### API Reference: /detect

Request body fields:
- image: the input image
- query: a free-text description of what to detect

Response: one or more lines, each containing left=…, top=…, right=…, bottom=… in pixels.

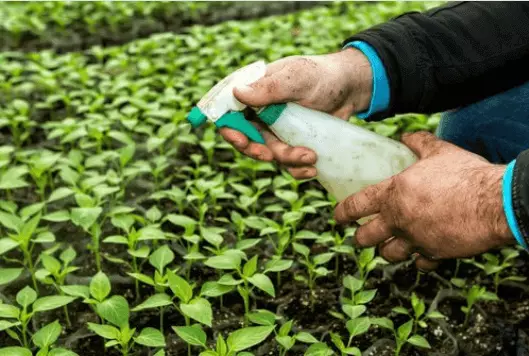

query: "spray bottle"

left=186, top=60, right=417, bottom=202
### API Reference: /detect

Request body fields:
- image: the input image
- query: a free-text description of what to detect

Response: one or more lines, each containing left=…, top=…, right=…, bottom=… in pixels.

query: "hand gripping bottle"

left=187, top=60, right=417, bottom=202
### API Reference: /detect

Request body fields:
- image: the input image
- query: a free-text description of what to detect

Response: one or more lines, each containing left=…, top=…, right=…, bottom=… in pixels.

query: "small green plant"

left=353, top=247, right=388, bottom=283
left=372, top=317, right=431, bottom=356
left=391, top=292, right=445, bottom=333
left=132, top=268, right=213, bottom=354
left=0, top=286, right=76, bottom=347
left=293, top=242, right=334, bottom=306
left=265, top=317, right=319, bottom=355
left=69, top=195, right=103, bottom=270
left=0, top=206, right=44, bottom=292
left=205, top=252, right=276, bottom=325
left=35, top=246, right=79, bottom=327
left=87, top=296, right=165, bottom=356
left=451, top=279, right=499, bottom=327
left=174, top=324, right=275, bottom=356
left=463, top=248, right=527, bottom=293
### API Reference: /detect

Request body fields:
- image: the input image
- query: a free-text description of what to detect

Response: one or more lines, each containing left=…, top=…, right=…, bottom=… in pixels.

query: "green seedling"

left=451, top=279, right=499, bottom=327
left=0, top=206, right=46, bottom=292
left=317, top=227, right=356, bottom=276
left=31, top=320, right=79, bottom=356
left=133, top=269, right=213, bottom=332
left=87, top=296, right=165, bottom=356
left=371, top=317, right=431, bottom=356
left=205, top=251, right=276, bottom=325
left=304, top=342, right=335, bottom=356
left=128, top=244, right=176, bottom=294
left=61, top=271, right=115, bottom=322
left=133, top=269, right=213, bottom=355
left=0, top=286, right=76, bottom=347
left=150, top=187, right=187, bottom=214
left=69, top=193, right=104, bottom=270
left=104, top=210, right=167, bottom=295
left=0, top=99, right=35, bottom=147
left=353, top=247, right=388, bottom=282
left=391, top=292, right=445, bottom=333
left=0, top=320, right=79, bottom=356
left=173, top=324, right=275, bottom=356
left=35, top=246, right=79, bottom=327
left=20, top=149, right=61, bottom=202
left=217, top=210, right=265, bottom=241
left=329, top=276, right=375, bottom=354
left=129, top=245, right=177, bottom=331
left=273, top=319, right=319, bottom=356
left=463, top=248, right=527, bottom=293
left=293, top=242, right=334, bottom=306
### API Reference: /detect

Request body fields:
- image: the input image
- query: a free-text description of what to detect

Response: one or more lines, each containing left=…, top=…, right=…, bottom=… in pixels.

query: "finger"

left=233, top=67, right=301, bottom=107
left=219, top=127, right=251, bottom=150
left=414, top=256, right=440, bottom=271
left=287, top=166, right=318, bottom=179
left=219, top=127, right=275, bottom=161
left=354, top=214, right=394, bottom=248
left=261, top=130, right=317, bottom=166
left=401, top=131, right=441, bottom=159
left=378, top=236, right=412, bottom=262
left=334, top=178, right=393, bottom=224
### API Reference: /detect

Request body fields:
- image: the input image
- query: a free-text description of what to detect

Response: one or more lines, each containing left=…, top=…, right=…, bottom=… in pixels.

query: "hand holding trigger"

left=215, top=111, right=266, bottom=144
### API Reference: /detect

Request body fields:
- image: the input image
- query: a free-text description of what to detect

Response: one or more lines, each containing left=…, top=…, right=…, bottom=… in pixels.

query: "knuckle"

left=344, top=196, right=360, bottom=216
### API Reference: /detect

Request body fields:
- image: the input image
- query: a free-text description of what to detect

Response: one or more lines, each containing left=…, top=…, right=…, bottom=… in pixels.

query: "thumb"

left=233, top=75, right=291, bottom=107
left=401, top=131, right=441, bottom=159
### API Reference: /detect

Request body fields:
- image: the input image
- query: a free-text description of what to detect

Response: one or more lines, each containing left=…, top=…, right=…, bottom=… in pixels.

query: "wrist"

left=339, top=47, right=373, bottom=113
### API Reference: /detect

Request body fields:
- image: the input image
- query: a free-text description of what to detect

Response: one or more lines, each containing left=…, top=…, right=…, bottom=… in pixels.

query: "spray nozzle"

left=186, top=60, right=267, bottom=144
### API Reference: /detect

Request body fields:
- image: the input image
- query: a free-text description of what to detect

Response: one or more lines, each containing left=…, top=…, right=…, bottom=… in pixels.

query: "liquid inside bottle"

left=263, top=103, right=417, bottom=202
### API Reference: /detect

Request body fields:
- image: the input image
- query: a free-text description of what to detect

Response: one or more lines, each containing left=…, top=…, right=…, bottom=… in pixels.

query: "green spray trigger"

left=187, top=106, right=265, bottom=144
left=215, top=111, right=265, bottom=144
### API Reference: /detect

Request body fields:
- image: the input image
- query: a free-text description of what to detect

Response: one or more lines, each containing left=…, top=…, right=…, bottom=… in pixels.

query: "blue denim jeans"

left=436, top=81, right=529, bottom=163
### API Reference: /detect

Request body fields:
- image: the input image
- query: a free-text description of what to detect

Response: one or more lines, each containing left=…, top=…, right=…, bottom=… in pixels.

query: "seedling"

left=0, top=206, right=45, bottom=292
left=371, top=317, right=431, bottom=356
left=451, top=279, right=499, bottom=327
left=35, top=246, right=79, bottom=327
left=0, top=320, right=79, bottom=356
left=273, top=319, right=320, bottom=356
left=391, top=292, right=445, bottom=333
left=0, top=286, right=76, bottom=347
left=87, top=297, right=165, bottom=356
left=173, top=324, right=275, bottom=356
left=463, top=248, right=527, bottom=293
left=132, top=268, right=213, bottom=353
left=293, top=242, right=334, bottom=306
left=205, top=252, right=276, bottom=325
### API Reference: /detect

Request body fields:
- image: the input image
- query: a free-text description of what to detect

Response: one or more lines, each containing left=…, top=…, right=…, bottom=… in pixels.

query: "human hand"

left=219, top=48, right=373, bottom=179
left=334, top=131, right=515, bottom=271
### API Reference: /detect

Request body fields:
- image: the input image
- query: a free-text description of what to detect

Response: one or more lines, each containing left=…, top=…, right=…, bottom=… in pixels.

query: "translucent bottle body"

left=266, top=103, right=417, bottom=202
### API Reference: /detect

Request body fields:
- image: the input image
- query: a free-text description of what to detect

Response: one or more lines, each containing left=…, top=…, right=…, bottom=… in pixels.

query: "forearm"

left=343, top=1, right=529, bottom=121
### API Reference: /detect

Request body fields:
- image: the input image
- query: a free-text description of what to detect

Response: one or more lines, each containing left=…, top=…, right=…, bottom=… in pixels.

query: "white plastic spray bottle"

left=187, top=60, right=417, bottom=202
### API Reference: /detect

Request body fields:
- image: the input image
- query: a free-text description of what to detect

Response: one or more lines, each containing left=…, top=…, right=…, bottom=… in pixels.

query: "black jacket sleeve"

left=342, top=1, right=529, bottom=121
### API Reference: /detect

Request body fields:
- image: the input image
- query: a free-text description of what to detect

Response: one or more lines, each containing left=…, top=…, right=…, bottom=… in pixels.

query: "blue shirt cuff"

left=343, top=41, right=390, bottom=119
left=502, top=159, right=528, bottom=249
